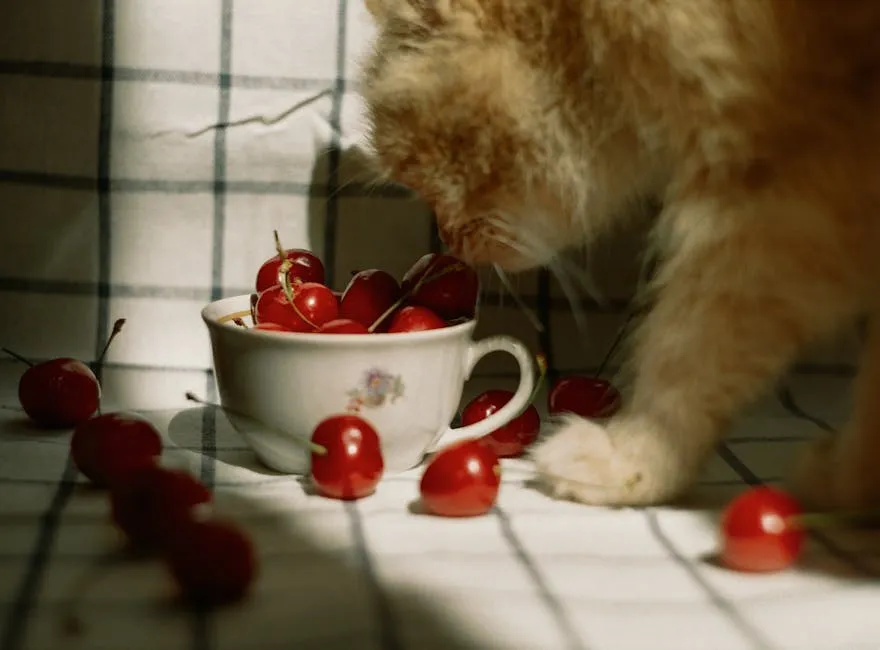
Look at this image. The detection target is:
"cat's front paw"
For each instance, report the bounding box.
[529,413,696,507]
[789,432,880,512]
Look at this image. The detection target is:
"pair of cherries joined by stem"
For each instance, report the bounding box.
[302,412,503,519]
[2,319,129,430]
[462,363,622,460]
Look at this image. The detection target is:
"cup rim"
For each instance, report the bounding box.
[201,293,478,345]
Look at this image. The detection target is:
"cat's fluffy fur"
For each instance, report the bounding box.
[358,0,880,510]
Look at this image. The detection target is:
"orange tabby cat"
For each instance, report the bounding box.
[358,0,880,510]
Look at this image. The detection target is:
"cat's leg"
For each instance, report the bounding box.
[531,195,860,507]
[789,310,880,511]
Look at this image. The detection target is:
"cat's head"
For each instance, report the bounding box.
[359,0,592,272]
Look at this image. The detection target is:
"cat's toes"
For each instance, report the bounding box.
[529,414,694,507]
[788,432,880,512]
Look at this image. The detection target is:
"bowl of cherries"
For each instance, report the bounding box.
[201,232,544,485]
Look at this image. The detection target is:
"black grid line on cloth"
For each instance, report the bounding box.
[0,357,854,381]
[0,358,212,375]
[643,510,771,650]
[322,0,350,290]
[93,0,116,377]
[343,502,404,650]
[210,0,233,307]
[715,443,878,577]
[199,361,219,493]
[192,613,211,650]
[0,474,784,489]
[0,59,342,91]
[0,460,78,650]
[191,3,234,645]
[0,169,411,198]
[536,270,558,382]
[333,2,398,645]
[0,279,222,300]
[0,2,117,647]
[776,385,836,433]
[493,505,587,650]
[0,275,630,316]
[193,378,217,650]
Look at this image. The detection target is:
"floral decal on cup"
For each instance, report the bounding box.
[346,368,405,412]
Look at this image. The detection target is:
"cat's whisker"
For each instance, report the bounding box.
[548,257,590,337]
[493,264,544,332]
[489,266,505,309]
[490,215,557,267]
[556,252,607,308]
[325,176,360,202]
[488,230,548,270]
[459,237,493,310]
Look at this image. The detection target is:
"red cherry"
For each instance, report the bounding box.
[548,376,621,418]
[6,319,126,429]
[401,253,479,320]
[310,415,384,500]
[339,269,401,331]
[317,318,370,334]
[110,465,213,551]
[387,306,446,333]
[254,282,339,332]
[163,517,257,607]
[419,439,501,517]
[255,233,324,293]
[252,322,293,333]
[14,358,101,428]
[70,412,163,487]
[719,486,806,573]
[461,390,541,458]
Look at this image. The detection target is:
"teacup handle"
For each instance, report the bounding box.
[428,336,535,453]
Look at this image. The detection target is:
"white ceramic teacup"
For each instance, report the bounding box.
[201,295,536,475]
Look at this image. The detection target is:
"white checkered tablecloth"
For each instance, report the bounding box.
[2,2,880,649]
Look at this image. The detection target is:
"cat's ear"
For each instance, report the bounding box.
[364,0,442,22]
[364,0,391,18]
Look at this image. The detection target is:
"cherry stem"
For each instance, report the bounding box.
[529,353,548,403]
[278,259,318,330]
[232,318,247,329]
[509,353,548,419]
[97,319,126,366]
[1,347,33,367]
[184,392,327,456]
[494,264,544,333]
[273,229,286,260]
[218,310,252,325]
[789,509,880,530]
[366,258,466,333]
[249,293,259,324]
